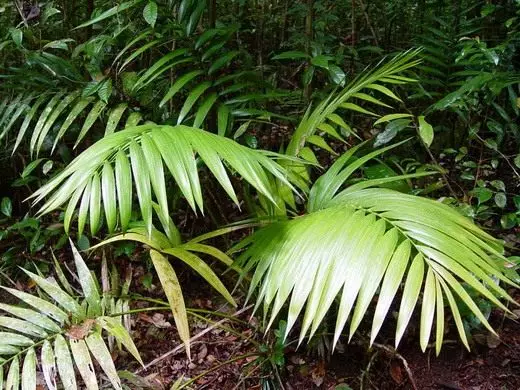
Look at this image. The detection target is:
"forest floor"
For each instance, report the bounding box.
[119,269,520,390]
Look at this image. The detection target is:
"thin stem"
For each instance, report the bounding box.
[177,353,260,389]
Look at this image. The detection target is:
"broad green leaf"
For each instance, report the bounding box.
[418,116,434,147]
[143,1,158,27]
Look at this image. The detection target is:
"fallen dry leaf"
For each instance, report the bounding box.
[66,319,96,340]
[390,360,404,384]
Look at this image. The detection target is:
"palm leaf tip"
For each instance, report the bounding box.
[239,188,516,352]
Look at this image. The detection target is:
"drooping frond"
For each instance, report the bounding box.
[0,91,139,156]
[29,124,295,236]
[92,220,242,356]
[0,242,142,390]
[237,145,517,355]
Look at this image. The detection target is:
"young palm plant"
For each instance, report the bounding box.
[27,50,517,356]
[236,140,517,355]
[0,241,143,389]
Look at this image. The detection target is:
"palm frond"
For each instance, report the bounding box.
[0,242,142,389]
[286,49,422,161]
[0,90,139,156]
[91,218,242,356]
[29,124,295,236]
[237,146,517,355]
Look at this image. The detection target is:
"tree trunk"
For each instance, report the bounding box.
[208,0,216,28]
[304,0,314,101]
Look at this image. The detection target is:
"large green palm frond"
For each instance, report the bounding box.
[237,145,517,355]
[29,124,295,236]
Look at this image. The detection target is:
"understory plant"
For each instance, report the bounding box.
[25,49,518,358]
[0,241,142,389]
[0,3,518,388]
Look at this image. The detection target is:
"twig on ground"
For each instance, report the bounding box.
[135,305,253,374]
[372,343,418,390]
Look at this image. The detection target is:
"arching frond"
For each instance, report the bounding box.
[0,91,139,156]
[0,242,142,390]
[92,219,244,356]
[237,146,517,355]
[286,49,422,162]
[29,124,295,236]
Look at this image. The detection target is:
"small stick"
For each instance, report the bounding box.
[13,0,28,27]
[372,343,418,390]
[134,305,253,373]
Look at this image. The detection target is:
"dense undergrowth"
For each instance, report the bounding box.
[0,0,519,388]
